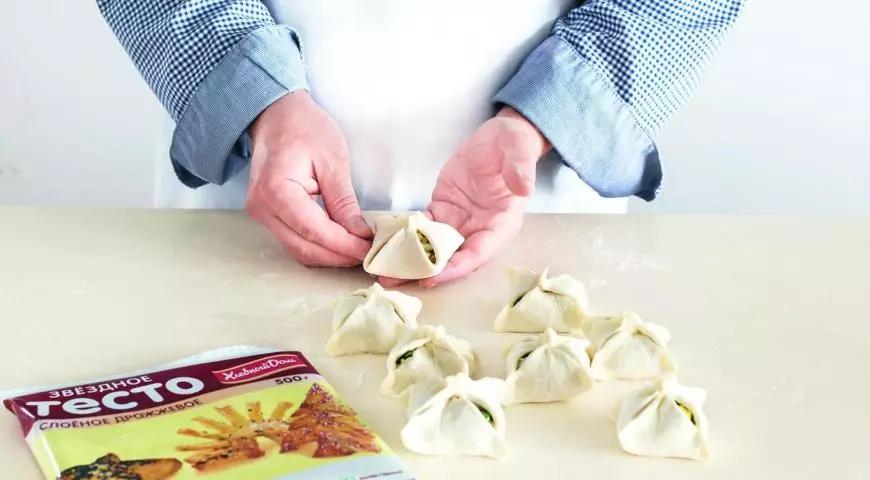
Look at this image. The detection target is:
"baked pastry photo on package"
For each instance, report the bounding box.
[2,346,414,480]
[494,266,589,333]
[581,311,678,380]
[400,373,507,459]
[326,282,422,356]
[381,325,476,397]
[57,453,181,480]
[363,211,464,279]
[502,328,595,405]
[614,375,711,461]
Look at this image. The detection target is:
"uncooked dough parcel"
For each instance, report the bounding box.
[400,373,508,459]
[614,375,711,460]
[381,325,476,398]
[495,266,589,333]
[581,311,677,380]
[326,282,422,356]
[363,212,464,279]
[502,328,595,405]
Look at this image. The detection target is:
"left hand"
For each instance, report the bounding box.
[382,107,551,288]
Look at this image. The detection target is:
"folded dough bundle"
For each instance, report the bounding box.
[581,311,677,380]
[502,328,595,404]
[380,325,476,397]
[400,373,508,458]
[363,212,464,280]
[325,283,422,356]
[614,375,710,460]
[494,266,589,333]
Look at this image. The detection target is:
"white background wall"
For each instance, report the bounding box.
[0,0,164,207]
[631,0,870,215]
[1,1,868,214]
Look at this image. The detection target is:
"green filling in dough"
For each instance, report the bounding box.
[417,230,436,264]
[676,402,696,425]
[516,351,532,370]
[477,405,495,426]
[395,349,416,368]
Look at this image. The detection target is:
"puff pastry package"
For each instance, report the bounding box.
[2,346,412,480]
[380,325,477,397]
[400,373,508,458]
[363,212,464,279]
[494,266,589,333]
[502,328,595,405]
[581,311,678,380]
[614,375,711,460]
[325,283,422,356]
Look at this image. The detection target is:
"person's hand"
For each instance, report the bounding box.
[393,107,550,287]
[245,91,372,267]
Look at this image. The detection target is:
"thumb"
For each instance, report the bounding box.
[501,150,536,197]
[319,164,373,239]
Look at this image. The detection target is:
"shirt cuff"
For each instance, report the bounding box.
[494,36,662,201]
[169,25,309,188]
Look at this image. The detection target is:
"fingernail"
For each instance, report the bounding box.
[353,214,370,227]
[353,215,374,236]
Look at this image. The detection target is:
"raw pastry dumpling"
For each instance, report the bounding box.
[494,266,589,333]
[615,375,710,460]
[400,373,508,458]
[396,376,449,418]
[581,311,677,380]
[380,325,476,397]
[502,328,594,404]
[325,283,422,356]
[363,212,464,279]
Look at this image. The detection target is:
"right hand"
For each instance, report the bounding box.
[245,91,372,268]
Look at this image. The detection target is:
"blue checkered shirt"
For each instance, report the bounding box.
[97,0,742,201]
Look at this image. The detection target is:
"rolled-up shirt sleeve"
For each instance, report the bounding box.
[495,0,743,201]
[96,1,309,188]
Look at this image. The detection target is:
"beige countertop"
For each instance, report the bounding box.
[1,208,869,479]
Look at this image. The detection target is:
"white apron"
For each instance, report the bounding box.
[155,0,628,214]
